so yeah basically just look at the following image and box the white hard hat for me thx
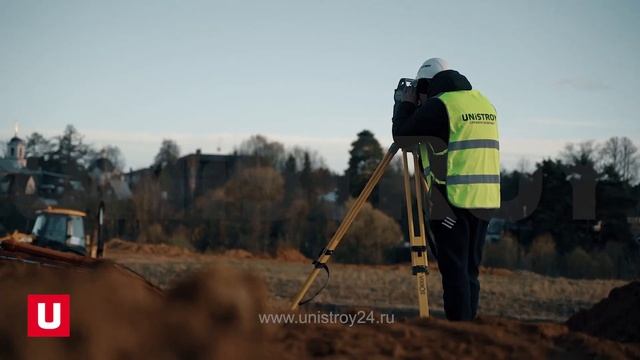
[416,58,449,80]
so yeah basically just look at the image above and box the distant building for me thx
[7,135,26,168]
[0,129,33,196]
[0,127,96,201]
[1,127,136,236]
[127,149,253,211]
[0,173,37,196]
[126,167,154,190]
[174,149,252,210]
[0,131,26,176]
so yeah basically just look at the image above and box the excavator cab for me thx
[31,208,88,256]
[0,204,105,266]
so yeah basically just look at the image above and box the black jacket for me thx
[392,70,473,197]
[392,69,472,151]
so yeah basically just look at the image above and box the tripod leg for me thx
[289,143,400,310]
[413,153,430,317]
[402,150,430,318]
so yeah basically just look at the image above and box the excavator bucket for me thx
[0,238,98,268]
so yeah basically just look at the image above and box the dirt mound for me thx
[220,248,308,262]
[567,281,640,343]
[270,315,640,359]
[222,248,255,259]
[106,238,194,256]
[0,261,266,360]
[275,247,309,263]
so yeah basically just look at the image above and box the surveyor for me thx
[392,58,500,321]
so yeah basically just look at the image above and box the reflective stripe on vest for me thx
[449,139,499,151]
[447,174,500,185]
[422,90,500,209]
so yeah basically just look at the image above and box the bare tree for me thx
[153,139,180,167]
[202,166,284,251]
[98,145,126,172]
[599,137,639,182]
[236,135,285,169]
[619,137,639,182]
[335,199,402,264]
[516,157,532,174]
[224,166,284,207]
[599,137,621,171]
[288,146,326,170]
[560,140,598,167]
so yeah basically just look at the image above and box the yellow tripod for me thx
[289,143,431,318]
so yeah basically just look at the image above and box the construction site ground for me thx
[1,240,638,359]
[107,242,626,323]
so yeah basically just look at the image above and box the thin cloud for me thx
[554,78,611,91]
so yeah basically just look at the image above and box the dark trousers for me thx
[429,206,488,321]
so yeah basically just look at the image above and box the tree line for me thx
[132,131,404,265]
[489,137,640,278]
[1,126,639,278]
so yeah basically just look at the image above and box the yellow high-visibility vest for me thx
[419,90,500,209]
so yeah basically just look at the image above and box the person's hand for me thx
[401,84,418,104]
[394,88,403,103]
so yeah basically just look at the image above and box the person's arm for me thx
[392,98,449,145]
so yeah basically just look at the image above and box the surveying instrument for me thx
[289,143,433,318]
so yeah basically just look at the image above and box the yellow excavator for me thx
[0,204,106,268]
[0,203,161,293]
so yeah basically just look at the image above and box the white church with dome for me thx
[0,125,27,174]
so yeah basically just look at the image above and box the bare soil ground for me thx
[1,243,639,360]
[107,245,627,322]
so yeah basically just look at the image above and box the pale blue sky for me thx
[1,0,639,171]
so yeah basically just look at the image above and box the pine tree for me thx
[345,130,383,204]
